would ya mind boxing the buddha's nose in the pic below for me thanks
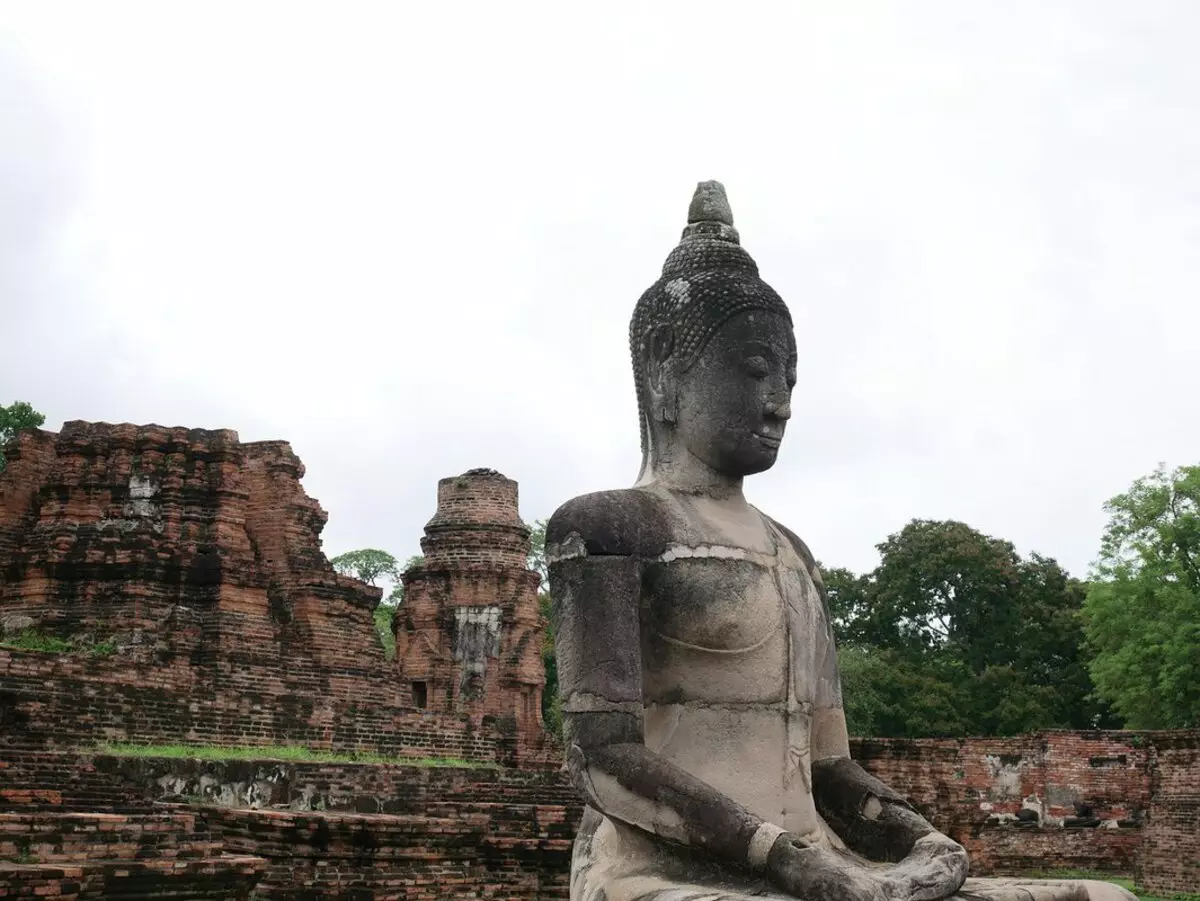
[764,399,792,421]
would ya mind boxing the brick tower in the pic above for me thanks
[394,469,545,750]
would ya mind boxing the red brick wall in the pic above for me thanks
[0,422,387,699]
[1136,731,1200,895]
[420,469,531,570]
[850,732,1158,876]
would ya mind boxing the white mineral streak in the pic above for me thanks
[546,532,588,564]
[657,544,747,563]
[452,606,503,664]
[99,474,163,532]
[664,277,691,310]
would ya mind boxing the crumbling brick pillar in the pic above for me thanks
[395,469,545,751]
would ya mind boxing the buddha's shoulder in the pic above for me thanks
[760,512,825,589]
[546,487,671,559]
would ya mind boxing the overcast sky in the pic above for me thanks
[2,2,1198,579]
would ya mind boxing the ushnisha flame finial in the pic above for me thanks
[681,180,740,243]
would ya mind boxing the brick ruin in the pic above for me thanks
[1,421,1197,897]
[396,469,545,741]
[0,422,549,766]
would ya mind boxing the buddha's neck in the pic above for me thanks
[639,453,746,504]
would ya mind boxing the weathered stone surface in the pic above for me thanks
[0,613,35,635]
[545,182,1135,901]
[395,468,548,761]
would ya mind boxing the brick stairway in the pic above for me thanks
[0,810,264,899]
[0,749,577,899]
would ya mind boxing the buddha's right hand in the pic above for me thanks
[764,834,899,901]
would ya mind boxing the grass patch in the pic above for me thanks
[97,741,492,769]
[1,629,73,653]
[0,628,119,657]
[87,639,119,658]
[1021,869,1197,901]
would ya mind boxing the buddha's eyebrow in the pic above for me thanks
[742,343,797,363]
[742,342,776,357]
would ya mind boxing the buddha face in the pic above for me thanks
[671,310,797,477]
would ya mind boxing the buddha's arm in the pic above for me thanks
[549,546,783,869]
[810,682,937,862]
[771,518,968,876]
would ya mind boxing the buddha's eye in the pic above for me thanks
[744,356,770,379]
[786,368,797,389]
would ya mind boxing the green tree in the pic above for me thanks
[839,646,972,738]
[0,401,46,472]
[1084,464,1200,728]
[329,548,402,586]
[864,520,1023,673]
[829,519,1108,737]
[819,565,873,647]
[330,549,422,660]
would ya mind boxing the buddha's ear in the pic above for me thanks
[645,325,678,425]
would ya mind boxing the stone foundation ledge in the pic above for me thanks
[0,749,579,815]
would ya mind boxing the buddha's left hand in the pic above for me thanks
[882,832,969,901]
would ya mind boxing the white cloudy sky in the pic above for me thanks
[2,2,1198,579]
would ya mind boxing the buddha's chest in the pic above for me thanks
[639,553,827,705]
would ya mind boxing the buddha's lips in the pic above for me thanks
[753,432,783,447]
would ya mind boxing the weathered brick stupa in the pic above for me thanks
[395,468,546,752]
[0,421,399,750]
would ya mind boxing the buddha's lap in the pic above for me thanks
[585,874,1130,901]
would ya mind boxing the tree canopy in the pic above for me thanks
[826,519,1116,738]
[0,401,46,472]
[1083,464,1200,729]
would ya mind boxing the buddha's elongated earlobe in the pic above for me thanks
[646,325,678,425]
[660,390,677,425]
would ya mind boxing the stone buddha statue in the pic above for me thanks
[545,182,1135,901]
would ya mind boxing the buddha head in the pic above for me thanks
[629,181,797,485]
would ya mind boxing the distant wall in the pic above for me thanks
[851,731,1161,877]
[1136,731,1200,895]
